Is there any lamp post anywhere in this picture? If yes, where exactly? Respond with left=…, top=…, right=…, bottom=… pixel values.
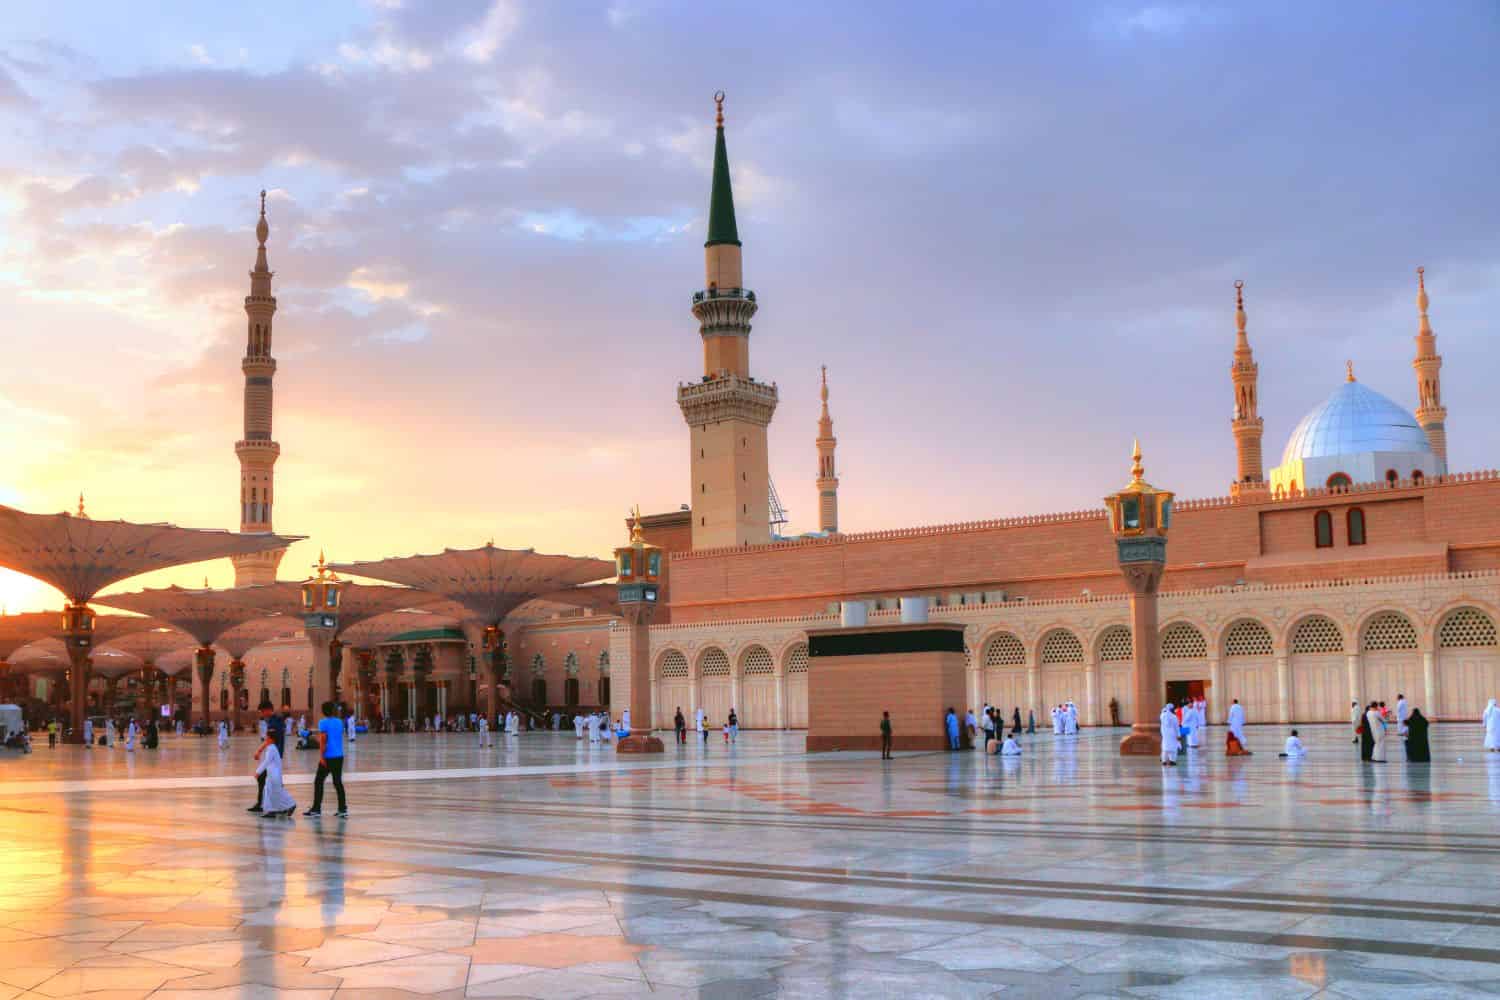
left=301, top=552, right=344, bottom=714
left=616, top=507, right=664, bottom=754
left=1104, top=441, right=1175, bottom=757
left=61, top=603, right=94, bottom=743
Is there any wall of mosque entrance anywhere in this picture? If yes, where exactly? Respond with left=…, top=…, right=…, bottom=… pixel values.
left=613, top=571, right=1500, bottom=730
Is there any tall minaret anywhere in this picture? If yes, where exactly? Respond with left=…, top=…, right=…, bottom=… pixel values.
left=1412, top=267, right=1448, bottom=468
left=1229, top=280, right=1266, bottom=497
left=816, top=366, right=839, bottom=533
left=231, top=191, right=285, bottom=586
left=678, top=92, right=778, bottom=549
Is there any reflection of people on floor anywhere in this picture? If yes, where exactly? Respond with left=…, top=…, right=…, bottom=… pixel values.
left=1226, top=731, right=1253, bottom=756
left=1405, top=708, right=1432, bottom=762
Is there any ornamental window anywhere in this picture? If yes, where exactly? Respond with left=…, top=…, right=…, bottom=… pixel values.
left=1314, top=510, right=1334, bottom=548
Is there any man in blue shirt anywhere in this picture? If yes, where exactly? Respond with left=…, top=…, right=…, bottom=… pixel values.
left=305, top=701, right=348, bottom=818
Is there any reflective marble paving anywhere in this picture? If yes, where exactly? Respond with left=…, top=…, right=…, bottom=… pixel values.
left=3, top=724, right=1500, bottom=998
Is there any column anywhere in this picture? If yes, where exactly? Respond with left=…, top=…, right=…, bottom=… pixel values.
left=1346, top=651, right=1362, bottom=710
left=774, top=669, right=784, bottom=729
left=1119, top=556, right=1165, bottom=756
left=730, top=669, right=741, bottom=724
left=1422, top=650, right=1438, bottom=718
left=1207, top=655, right=1223, bottom=724
left=1025, top=654, right=1039, bottom=725
left=1275, top=654, right=1291, bottom=724
left=1084, top=657, right=1099, bottom=726
left=307, top=628, right=337, bottom=712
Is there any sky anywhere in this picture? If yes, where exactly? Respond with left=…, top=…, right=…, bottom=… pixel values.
left=0, top=1, right=1496, bottom=612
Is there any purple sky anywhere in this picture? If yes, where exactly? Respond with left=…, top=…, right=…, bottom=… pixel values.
left=0, top=1, right=1496, bottom=610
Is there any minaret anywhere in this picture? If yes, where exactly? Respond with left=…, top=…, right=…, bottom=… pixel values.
left=231, top=191, right=285, bottom=586
left=816, top=366, right=839, bottom=533
left=1229, top=280, right=1266, bottom=498
left=1412, top=267, right=1447, bottom=468
left=678, top=92, right=778, bottom=549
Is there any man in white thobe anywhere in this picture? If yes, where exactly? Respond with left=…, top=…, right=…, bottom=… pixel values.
left=1367, top=704, right=1389, bottom=761
left=1483, top=699, right=1500, bottom=752
left=1000, top=735, right=1022, bottom=756
left=586, top=713, right=601, bottom=744
left=507, top=711, right=519, bottom=737
left=346, top=713, right=357, bottom=744
left=621, top=709, right=631, bottom=736
left=573, top=714, right=585, bottom=739
left=477, top=714, right=489, bottom=748
left=1282, top=731, right=1307, bottom=757
left=1227, top=700, right=1247, bottom=744
left=1159, top=704, right=1180, bottom=765
left=125, top=719, right=138, bottom=752
left=1051, top=706, right=1061, bottom=735
left=1396, top=695, right=1409, bottom=736
left=83, top=718, right=94, bottom=748
left=216, top=721, right=228, bottom=749
left=1065, top=702, right=1079, bottom=735
left=1186, top=700, right=1204, bottom=749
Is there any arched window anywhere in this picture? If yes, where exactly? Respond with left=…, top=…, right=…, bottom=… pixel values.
left=1385, top=469, right=1399, bottom=486
left=1314, top=510, right=1334, bottom=548
left=1347, top=507, right=1367, bottom=546
left=1326, top=473, right=1351, bottom=490
left=1412, top=470, right=1424, bottom=484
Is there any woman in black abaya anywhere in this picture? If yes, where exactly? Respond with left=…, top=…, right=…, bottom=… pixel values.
left=1405, top=708, right=1431, bottom=762
left=1359, top=702, right=1376, bottom=761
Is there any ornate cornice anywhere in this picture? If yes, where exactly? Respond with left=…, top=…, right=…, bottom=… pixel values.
left=677, top=374, right=778, bottom=427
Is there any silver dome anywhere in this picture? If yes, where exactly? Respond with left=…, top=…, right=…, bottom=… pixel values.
left=1280, top=380, right=1430, bottom=466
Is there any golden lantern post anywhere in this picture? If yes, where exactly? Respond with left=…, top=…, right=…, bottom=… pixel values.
left=616, top=507, right=664, bottom=754
left=301, top=552, right=345, bottom=715
left=1104, top=441, right=1175, bottom=757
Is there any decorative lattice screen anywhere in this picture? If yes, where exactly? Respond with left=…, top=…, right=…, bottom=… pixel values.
left=1161, top=623, right=1207, bottom=659
left=1438, top=608, right=1498, bottom=649
left=530, top=653, right=546, bottom=676
left=700, top=648, right=730, bottom=677
left=1361, top=612, right=1419, bottom=651
left=564, top=652, right=579, bottom=677
left=598, top=651, right=610, bottom=676
left=659, top=650, right=688, bottom=678
left=1097, top=627, right=1132, bottom=662
left=1291, top=616, right=1344, bottom=654
left=743, top=647, right=774, bottom=675
left=1040, top=630, right=1084, bottom=664
left=983, top=633, right=1026, bottom=666
left=1223, top=620, right=1274, bottom=657
left=786, top=643, right=809, bottom=674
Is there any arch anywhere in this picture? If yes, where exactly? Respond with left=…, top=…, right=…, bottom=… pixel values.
left=1220, top=619, right=1274, bottom=658
left=698, top=647, right=731, bottom=677
left=1385, top=469, right=1399, bottom=486
left=1095, top=625, right=1133, bottom=662
left=1288, top=613, right=1346, bottom=654
left=656, top=649, right=689, bottom=679
left=1412, top=470, right=1425, bottom=484
left=1347, top=507, right=1367, bottom=546
left=1437, top=606, right=1498, bottom=649
left=783, top=641, right=810, bottom=729
left=1314, top=510, right=1333, bottom=548
left=1326, top=472, right=1352, bottom=490
left=1426, top=598, right=1500, bottom=649
left=1359, top=610, right=1420, bottom=652
left=740, top=645, right=774, bottom=676
left=981, top=631, right=1026, bottom=667
left=1160, top=621, right=1207, bottom=659
left=1038, top=628, right=1084, bottom=665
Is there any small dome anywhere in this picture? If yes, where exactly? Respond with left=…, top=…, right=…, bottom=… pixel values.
left=1280, top=380, right=1430, bottom=466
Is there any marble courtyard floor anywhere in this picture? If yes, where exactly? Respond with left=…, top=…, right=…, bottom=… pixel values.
left=3, top=726, right=1500, bottom=999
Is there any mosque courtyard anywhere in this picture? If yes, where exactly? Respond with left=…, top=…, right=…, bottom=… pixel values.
left=2, top=727, right=1499, bottom=999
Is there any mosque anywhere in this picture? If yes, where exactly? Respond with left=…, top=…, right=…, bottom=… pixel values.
left=173, top=96, right=1499, bottom=732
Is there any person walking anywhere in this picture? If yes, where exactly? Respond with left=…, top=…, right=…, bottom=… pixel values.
left=1406, top=708, right=1432, bottom=762
left=477, top=713, right=490, bottom=748
left=674, top=707, right=686, bottom=745
left=305, top=701, right=348, bottom=818
left=1366, top=702, right=1389, bottom=763
left=249, top=703, right=289, bottom=814
left=82, top=717, right=94, bottom=749
left=1484, top=699, right=1500, bottom=753
left=1351, top=700, right=1362, bottom=744
left=880, top=711, right=893, bottom=759
left=727, top=708, right=738, bottom=743
left=945, top=708, right=960, bottom=751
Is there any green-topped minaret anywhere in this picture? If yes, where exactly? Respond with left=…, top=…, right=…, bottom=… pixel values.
left=678, top=91, right=778, bottom=550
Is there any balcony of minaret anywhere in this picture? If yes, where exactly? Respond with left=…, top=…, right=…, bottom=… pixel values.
left=235, top=438, right=281, bottom=456
left=676, top=373, right=778, bottom=427
left=691, top=287, right=757, bottom=334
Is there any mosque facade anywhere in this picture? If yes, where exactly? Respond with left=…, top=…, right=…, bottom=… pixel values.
left=183, top=100, right=1500, bottom=732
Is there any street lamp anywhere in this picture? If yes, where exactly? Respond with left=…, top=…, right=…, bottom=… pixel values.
left=301, top=551, right=344, bottom=712
left=616, top=506, right=663, bottom=753
left=1103, top=440, right=1175, bottom=757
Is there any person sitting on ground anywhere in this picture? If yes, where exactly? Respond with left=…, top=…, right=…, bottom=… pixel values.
left=1279, top=729, right=1306, bottom=758
left=1226, top=729, right=1253, bottom=756
left=1000, top=734, right=1022, bottom=756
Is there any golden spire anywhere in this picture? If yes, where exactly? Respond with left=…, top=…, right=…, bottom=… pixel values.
left=1234, top=279, right=1246, bottom=335
left=203, top=576, right=210, bottom=589
left=76, top=492, right=87, bottom=518
left=1346, top=360, right=1356, bottom=382
left=256, top=189, right=269, bottom=247
left=820, top=364, right=828, bottom=403
left=629, top=505, right=644, bottom=543
left=1130, top=439, right=1144, bottom=484
left=714, top=90, right=725, bottom=128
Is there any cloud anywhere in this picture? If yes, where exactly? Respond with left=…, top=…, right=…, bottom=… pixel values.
left=462, top=1, right=519, bottom=62
left=0, top=65, right=34, bottom=107
left=1094, top=4, right=1216, bottom=38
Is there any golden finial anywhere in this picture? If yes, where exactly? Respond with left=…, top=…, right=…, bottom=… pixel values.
left=255, top=189, right=269, bottom=246
left=714, top=90, right=725, bottom=128
left=1346, top=360, right=1356, bottom=382
left=629, top=505, right=645, bottom=543
left=76, top=492, right=86, bottom=518
left=1130, top=439, right=1144, bottom=483
left=259, top=189, right=266, bottom=215
left=820, top=364, right=829, bottom=403
left=1416, top=265, right=1431, bottom=327
left=203, top=576, right=210, bottom=589
left=1234, top=280, right=1246, bottom=336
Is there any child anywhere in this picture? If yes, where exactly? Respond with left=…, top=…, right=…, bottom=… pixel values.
left=723, top=720, right=731, bottom=744
left=217, top=720, right=230, bottom=750
left=254, top=740, right=297, bottom=818
left=1000, top=734, right=1022, bottom=756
